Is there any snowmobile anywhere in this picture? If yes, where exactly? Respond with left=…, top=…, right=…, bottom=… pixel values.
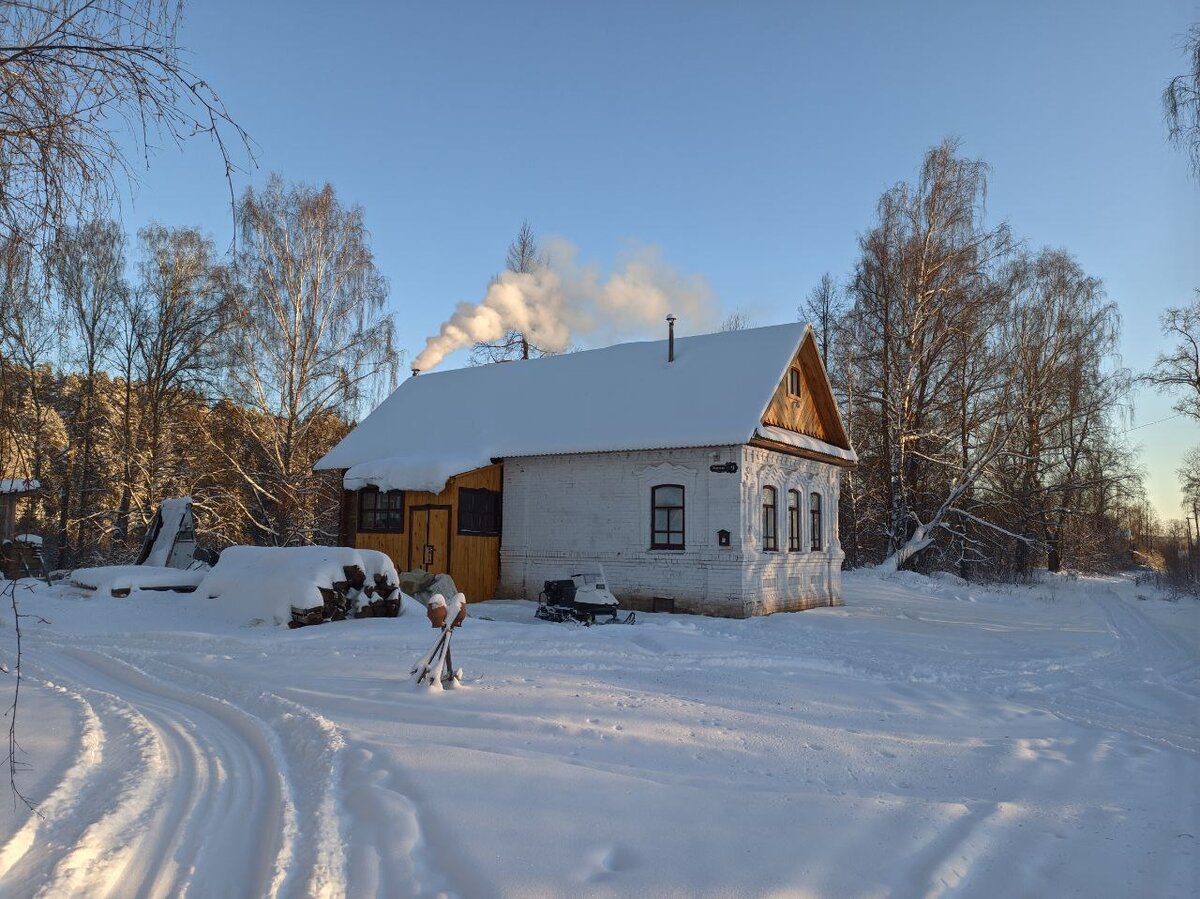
left=535, top=572, right=635, bottom=625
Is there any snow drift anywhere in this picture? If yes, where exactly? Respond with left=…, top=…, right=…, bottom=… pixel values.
left=0, top=571, right=1195, bottom=896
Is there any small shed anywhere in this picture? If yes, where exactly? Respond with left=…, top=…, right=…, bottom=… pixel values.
left=0, top=479, right=38, bottom=540
left=1, top=479, right=42, bottom=579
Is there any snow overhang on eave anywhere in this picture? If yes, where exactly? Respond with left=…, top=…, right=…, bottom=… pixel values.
left=754, top=426, right=858, bottom=465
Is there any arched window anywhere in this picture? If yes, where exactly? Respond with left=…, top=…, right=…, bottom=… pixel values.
left=810, top=492, right=823, bottom=551
left=788, top=489, right=801, bottom=551
left=651, top=485, right=685, bottom=549
left=762, top=486, right=778, bottom=552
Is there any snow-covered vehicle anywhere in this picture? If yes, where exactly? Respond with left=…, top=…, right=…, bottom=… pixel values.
left=535, top=572, right=635, bottom=625
left=69, top=497, right=209, bottom=596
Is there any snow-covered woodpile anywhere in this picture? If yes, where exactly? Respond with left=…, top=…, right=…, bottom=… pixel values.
left=1, top=533, right=44, bottom=580
left=199, top=546, right=405, bottom=628
left=298, top=562, right=403, bottom=628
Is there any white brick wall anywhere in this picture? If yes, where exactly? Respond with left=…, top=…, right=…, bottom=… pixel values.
left=498, top=443, right=844, bottom=617
left=737, top=445, right=845, bottom=615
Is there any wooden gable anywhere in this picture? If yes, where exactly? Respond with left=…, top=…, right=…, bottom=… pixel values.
left=758, top=328, right=852, bottom=454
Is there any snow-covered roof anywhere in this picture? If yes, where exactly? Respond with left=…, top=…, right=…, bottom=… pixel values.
left=756, top=426, right=858, bottom=464
left=0, top=479, right=39, bottom=495
left=317, top=323, right=849, bottom=492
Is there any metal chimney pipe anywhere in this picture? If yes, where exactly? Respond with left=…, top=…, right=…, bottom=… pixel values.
left=411, top=367, right=420, bottom=378
left=666, top=313, right=677, bottom=362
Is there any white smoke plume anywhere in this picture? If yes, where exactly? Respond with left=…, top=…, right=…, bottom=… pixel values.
left=411, top=239, right=718, bottom=372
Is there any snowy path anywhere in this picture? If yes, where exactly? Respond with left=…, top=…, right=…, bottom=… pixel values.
left=9, top=646, right=287, bottom=897
left=0, top=639, right=356, bottom=899
left=0, top=572, right=1195, bottom=897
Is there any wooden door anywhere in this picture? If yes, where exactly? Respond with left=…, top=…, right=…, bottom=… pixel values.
left=409, top=505, right=452, bottom=574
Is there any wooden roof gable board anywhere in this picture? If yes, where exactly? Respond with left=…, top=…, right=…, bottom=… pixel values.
left=316, top=322, right=855, bottom=492
left=757, top=326, right=852, bottom=450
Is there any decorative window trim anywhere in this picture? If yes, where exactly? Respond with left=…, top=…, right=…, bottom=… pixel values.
left=650, top=484, right=686, bottom=550
left=636, top=461, right=697, bottom=551
left=787, top=488, right=802, bottom=552
left=810, top=491, right=823, bottom=551
left=358, top=487, right=406, bottom=533
left=457, top=487, right=502, bottom=536
left=762, top=485, right=779, bottom=552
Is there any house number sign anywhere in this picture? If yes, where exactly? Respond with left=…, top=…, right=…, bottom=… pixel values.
left=709, top=462, right=738, bottom=473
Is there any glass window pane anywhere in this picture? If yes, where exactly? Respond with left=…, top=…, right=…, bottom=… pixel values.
left=656, top=485, right=683, bottom=506
left=668, top=509, right=683, bottom=530
left=654, top=509, right=668, bottom=530
left=668, top=533, right=683, bottom=545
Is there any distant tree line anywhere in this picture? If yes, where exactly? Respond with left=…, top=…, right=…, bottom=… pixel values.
left=0, top=175, right=396, bottom=569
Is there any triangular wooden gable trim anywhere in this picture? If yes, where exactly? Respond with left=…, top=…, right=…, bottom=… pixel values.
left=756, top=326, right=853, bottom=452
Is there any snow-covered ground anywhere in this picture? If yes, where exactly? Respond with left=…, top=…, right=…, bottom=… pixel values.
left=0, top=570, right=1195, bottom=897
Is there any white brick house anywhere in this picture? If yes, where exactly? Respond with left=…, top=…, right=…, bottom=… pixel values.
left=316, top=322, right=857, bottom=617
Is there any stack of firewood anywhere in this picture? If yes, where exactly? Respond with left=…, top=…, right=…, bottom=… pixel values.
left=289, top=565, right=402, bottom=629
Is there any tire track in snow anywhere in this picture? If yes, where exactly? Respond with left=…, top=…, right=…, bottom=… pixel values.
left=1, top=646, right=294, bottom=898
left=0, top=676, right=106, bottom=890
left=1019, top=590, right=1200, bottom=755
left=109, top=649, right=350, bottom=898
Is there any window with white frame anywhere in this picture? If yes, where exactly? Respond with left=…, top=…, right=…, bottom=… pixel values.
left=809, top=491, right=823, bottom=551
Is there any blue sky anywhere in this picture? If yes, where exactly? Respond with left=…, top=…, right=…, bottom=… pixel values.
left=120, top=0, right=1197, bottom=518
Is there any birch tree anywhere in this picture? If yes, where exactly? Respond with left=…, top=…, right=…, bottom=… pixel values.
left=850, top=139, right=1015, bottom=571
left=48, top=220, right=126, bottom=561
left=132, top=224, right=231, bottom=517
left=0, top=241, right=63, bottom=526
left=1163, top=23, right=1200, bottom=177
left=224, top=175, right=394, bottom=546
left=471, top=222, right=550, bottom=363
left=0, top=0, right=250, bottom=247
left=1001, top=249, right=1127, bottom=573
left=798, top=273, right=844, bottom=370
left=1144, top=292, right=1200, bottom=420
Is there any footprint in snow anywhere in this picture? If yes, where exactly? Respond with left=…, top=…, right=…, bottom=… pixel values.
left=583, top=844, right=643, bottom=883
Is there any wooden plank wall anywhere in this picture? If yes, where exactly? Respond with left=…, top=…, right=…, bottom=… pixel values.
left=350, top=463, right=503, bottom=603
left=760, top=332, right=851, bottom=449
